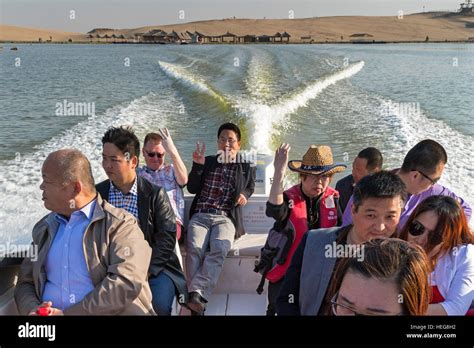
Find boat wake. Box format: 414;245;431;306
158;58;365;153
158;60;228;105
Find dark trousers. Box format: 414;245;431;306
267;279;283;316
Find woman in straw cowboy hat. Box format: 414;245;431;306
262;144;346;315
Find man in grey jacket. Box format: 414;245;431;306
15;149;154;315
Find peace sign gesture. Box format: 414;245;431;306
193;141;206;165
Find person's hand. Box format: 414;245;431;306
193;141;206;165
28;301;63;316
274;143;291;176
236;193;248;206
158;128;176;153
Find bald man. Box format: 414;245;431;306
15;149;155;315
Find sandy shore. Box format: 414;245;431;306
0;24;85;43
1;13;474;43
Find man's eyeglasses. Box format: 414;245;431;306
408;220;428;236
412;169;440;186
146;151;164;158
330;292;404;316
218;137;237;145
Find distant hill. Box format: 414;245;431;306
2;13;474;43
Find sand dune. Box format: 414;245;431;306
0;24;84;42
1;13;474;43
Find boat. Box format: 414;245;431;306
0;153;275;316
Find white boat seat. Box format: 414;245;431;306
228;233;267;257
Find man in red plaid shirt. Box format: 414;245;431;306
185;123;256;315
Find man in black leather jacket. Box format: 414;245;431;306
97;126;187;315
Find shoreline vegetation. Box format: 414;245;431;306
1;12;474;45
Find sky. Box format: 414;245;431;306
0;0;465;32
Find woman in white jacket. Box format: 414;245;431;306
400;195;474;315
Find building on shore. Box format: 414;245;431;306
92;28;291;44
459;0;474;15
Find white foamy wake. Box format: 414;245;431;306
158;60;228;105
377;99;474;218
236;61;365;153
0;92;179;244
157;59;364;154
244;51;276;102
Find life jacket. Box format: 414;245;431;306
254;185;340;293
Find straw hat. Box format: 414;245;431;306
288;145;347;176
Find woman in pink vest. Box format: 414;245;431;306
264;144;346;315
400;195;474;315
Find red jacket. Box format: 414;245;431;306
266;185;339;283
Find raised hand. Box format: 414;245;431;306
158;128;175;153
193;141;206;165
274;143;291;176
269;143;290;206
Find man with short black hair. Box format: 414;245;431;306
342;139;471;231
186;122;256;315
336;147;383;212
96;126;187;316
276;171;407;315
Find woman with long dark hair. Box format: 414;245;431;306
400;195;474;315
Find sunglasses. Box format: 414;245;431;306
146;151;164;158
408;220;428;236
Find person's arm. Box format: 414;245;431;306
242;165;256;199
14;244;42;315
436;184;472;222
451;193;471;222
269;144;290;206
187;142;206;194
236;165;257;206
158;128;188;187
341;195;354;226
335;197;343;226
335;176;351;213
149;187;178;275
276;233;308;316
266;194;290;223
428;246;474;315
63;216;152;315
427;304;448;315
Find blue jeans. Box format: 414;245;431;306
149;272;176;316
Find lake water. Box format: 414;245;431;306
0;43;473;243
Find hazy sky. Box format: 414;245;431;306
0;0;464;32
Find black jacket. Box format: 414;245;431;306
187;155;256;239
335;174;354;214
96;175;187;299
